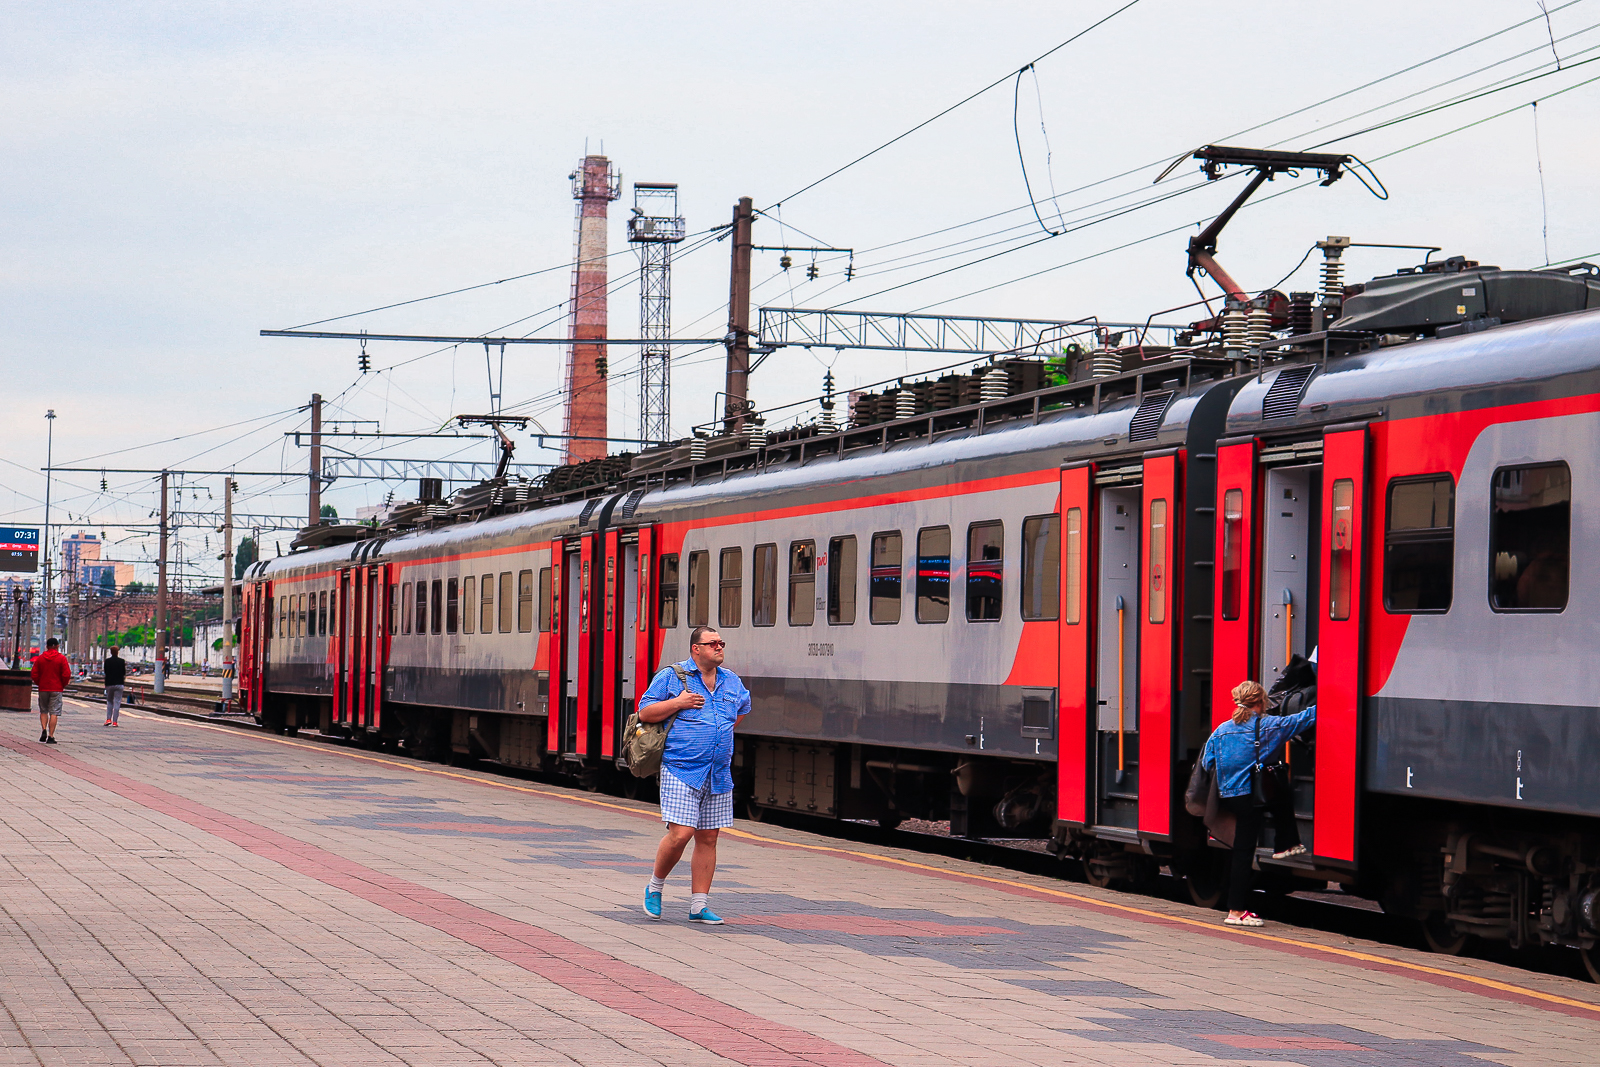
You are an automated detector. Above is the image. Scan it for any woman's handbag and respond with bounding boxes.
[1184,755,1211,817]
[1250,715,1292,806]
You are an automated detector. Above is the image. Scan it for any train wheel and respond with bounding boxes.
[745,800,767,822]
[1083,858,1122,890]
[1185,854,1227,910]
[619,774,642,800]
[1421,912,1469,956]
[1579,942,1600,984]
[876,812,905,831]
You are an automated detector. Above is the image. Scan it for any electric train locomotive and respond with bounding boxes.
[240,251,1600,978]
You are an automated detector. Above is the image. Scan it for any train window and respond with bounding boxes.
[719,548,743,628]
[389,584,398,636]
[687,551,710,627]
[1148,500,1168,624]
[266,596,274,641]
[659,554,679,628]
[1385,475,1454,613]
[1490,462,1570,612]
[828,536,857,625]
[966,522,1003,622]
[446,578,459,634]
[430,580,443,635]
[278,596,286,638]
[1064,508,1083,625]
[869,532,902,624]
[788,541,816,625]
[1021,514,1059,621]
[916,526,950,623]
[752,544,777,626]
[538,568,552,632]
[461,577,474,634]
[517,570,534,632]
[1220,488,1243,621]
[480,573,494,633]
[498,572,513,633]
[402,582,412,634]
[299,593,307,637]
[1329,479,1355,621]
[318,590,328,636]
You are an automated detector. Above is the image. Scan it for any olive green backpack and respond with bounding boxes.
[622,663,688,778]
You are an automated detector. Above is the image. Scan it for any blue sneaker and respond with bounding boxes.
[687,906,724,925]
[643,888,663,920]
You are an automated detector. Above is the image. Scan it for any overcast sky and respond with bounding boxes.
[4,0,1598,584]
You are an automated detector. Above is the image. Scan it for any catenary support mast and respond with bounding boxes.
[723,197,754,433]
[629,183,685,446]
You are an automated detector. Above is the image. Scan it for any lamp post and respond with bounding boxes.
[42,410,55,647]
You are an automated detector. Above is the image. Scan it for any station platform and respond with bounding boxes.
[2,696,1597,1066]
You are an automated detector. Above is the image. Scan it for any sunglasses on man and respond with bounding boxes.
[694,640,727,650]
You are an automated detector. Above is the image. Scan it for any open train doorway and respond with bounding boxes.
[1095,485,1141,828]
[1257,461,1321,852]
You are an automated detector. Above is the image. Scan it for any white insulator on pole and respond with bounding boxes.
[1221,303,1249,355]
[895,388,918,419]
[1246,306,1273,353]
[981,366,1009,402]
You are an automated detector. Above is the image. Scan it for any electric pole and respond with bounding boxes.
[308,393,322,526]
[723,197,754,433]
[154,470,168,694]
[42,409,55,645]
[222,476,235,705]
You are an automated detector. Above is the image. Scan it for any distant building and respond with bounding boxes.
[61,532,134,591]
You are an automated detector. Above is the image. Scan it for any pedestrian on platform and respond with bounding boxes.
[104,646,127,726]
[32,637,71,745]
[637,624,750,925]
[1200,679,1316,927]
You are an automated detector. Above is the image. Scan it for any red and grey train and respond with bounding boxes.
[240,255,1600,975]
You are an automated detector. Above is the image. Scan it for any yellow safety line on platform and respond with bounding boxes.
[108,705,1600,1016]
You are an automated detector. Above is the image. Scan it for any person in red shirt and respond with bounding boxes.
[31,637,70,744]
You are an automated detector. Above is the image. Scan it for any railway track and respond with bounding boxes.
[90,693,1597,986]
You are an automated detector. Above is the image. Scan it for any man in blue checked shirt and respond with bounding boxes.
[638,624,750,924]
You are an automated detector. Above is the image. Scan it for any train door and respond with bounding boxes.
[613,531,640,763]
[575,533,596,759]
[1137,451,1181,838]
[559,541,582,757]
[352,566,369,729]
[336,569,351,725]
[634,525,656,710]
[368,564,386,731]
[546,544,565,754]
[600,529,622,761]
[1095,479,1141,829]
[1314,425,1368,865]
[1212,439,1259,727]
[1057,465,1095,828]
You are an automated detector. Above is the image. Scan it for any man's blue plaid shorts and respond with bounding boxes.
[659,769,734,829]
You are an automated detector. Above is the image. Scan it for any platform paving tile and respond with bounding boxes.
[2,702,1599,1065]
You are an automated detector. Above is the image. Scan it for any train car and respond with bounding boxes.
[241,254,1600,978]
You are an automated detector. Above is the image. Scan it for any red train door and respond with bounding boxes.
[601,528,621,761]
[1212,438,1260,727]
[240,585,256,713]
[369,564,387,731]
[335,569,351,725]
[547,543,566,754]
[574,532,596,759]
[1138,450,1182,838]
[1315,425,1368,865]
[354,566,369,729]
[634,525,656,709]
[1057,463,1095,828]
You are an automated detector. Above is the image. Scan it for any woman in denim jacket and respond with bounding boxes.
[1201,680,1317,927]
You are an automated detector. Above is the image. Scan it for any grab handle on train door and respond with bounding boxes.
[1283,587,1293,766]
[1115,594,1126,785]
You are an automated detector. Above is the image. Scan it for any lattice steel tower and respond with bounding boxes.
[628,183,685,445]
